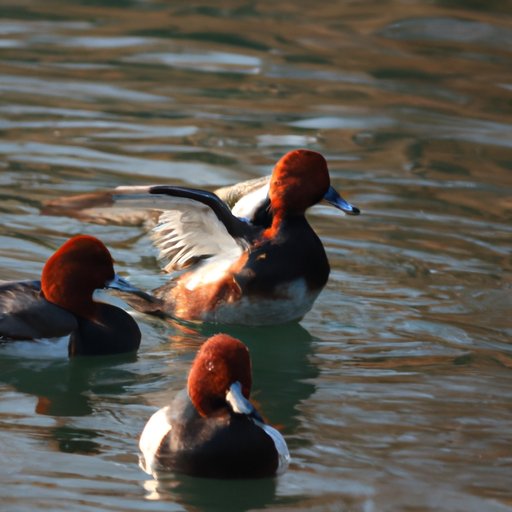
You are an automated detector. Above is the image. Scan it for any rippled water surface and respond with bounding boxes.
[1,0,511,510]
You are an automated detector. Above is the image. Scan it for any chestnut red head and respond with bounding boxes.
[187,334,252,417]
[269,149,331,216]
[41,235,116,320]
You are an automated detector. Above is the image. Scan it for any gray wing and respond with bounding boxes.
[41,175,271,226]
[0,281,77,340]
[214,175,270,210]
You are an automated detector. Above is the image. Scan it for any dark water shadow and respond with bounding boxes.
[0,349,139,454]
[0,350,138,416]
[142,471,298,512]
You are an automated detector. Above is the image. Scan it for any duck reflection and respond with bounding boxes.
[0,351,138,454]
[142,472,279,512]
[0,350,137,416]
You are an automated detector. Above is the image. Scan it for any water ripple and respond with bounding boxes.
[0,75,169,102]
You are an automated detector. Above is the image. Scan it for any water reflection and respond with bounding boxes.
[378,16,512,47]
[143,474,281,512]
[1,0,512,509]
[0,349,139,455]
[127,50,262,74]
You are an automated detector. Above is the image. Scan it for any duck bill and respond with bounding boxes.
[323,186,360,215]
[105,273,143,293]
[226,381,253,414]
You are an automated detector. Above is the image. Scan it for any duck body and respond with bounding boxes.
[112,150,359,326]
[0,235,142,356]
[139,334,289,479]
[152,212,330,325]
[144,390,281,478]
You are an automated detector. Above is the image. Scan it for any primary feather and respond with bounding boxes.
[152,197,245,272]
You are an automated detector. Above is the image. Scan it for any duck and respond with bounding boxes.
[109,149,360,325]
[139,333,289,478]
[0,235,142,356]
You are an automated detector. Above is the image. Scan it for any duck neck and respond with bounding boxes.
[263,210,304,240]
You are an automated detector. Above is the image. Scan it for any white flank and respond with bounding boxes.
[204,278,319,325]
[139,406,172,476]
[260,423,291,475]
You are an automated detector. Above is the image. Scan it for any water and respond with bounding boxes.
[0,0,511,510]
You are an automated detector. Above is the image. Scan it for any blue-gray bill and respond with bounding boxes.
[106,274,144,293]
[105,273,162,305]
[323,186,360,215]
[226,381,264,422]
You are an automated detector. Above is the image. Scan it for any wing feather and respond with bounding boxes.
[153,199,245,272]
[113,186,251,272]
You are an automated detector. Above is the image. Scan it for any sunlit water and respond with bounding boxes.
[0,0,511,511]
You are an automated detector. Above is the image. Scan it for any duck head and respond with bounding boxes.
[187,334,255,418]
[41,235,136,320]
[267,149,359,226]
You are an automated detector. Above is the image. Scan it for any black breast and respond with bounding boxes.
[238,216,330,296]
[157,399,278,478]
[68,303,141,356]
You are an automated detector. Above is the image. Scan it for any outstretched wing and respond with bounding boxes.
[113,185,255,272]
[42,175,272,227]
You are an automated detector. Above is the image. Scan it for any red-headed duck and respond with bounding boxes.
[111,149,360,325]
[139,333,289,478]
[0,235,141,356]
[215,169,358,226]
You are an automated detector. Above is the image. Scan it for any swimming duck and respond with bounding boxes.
[111,149,360,325]
[139,333,289,478]
[0,235,141,356]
